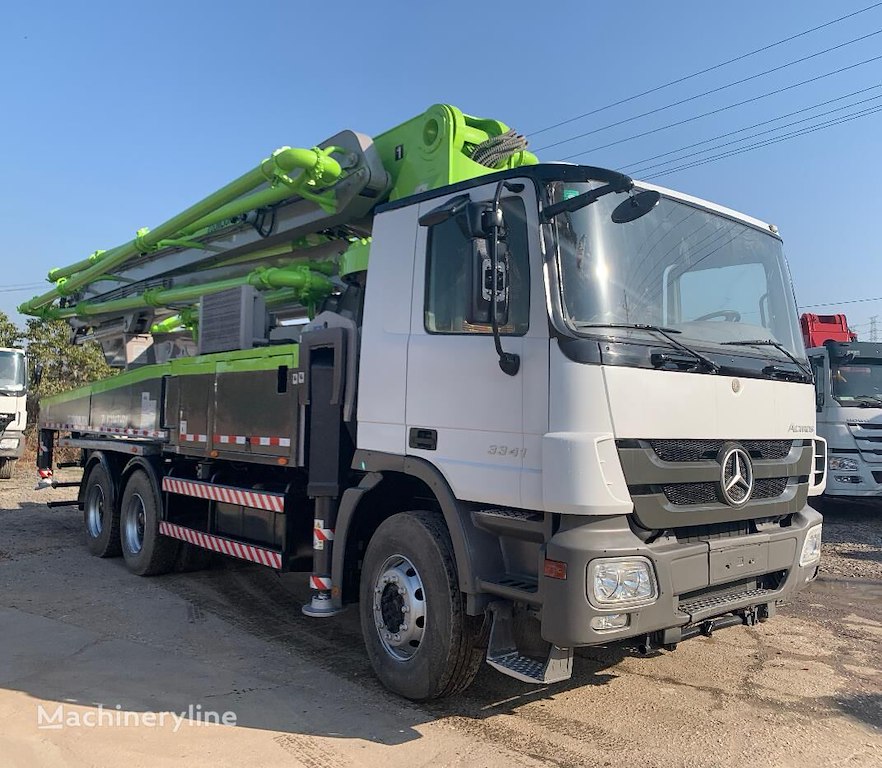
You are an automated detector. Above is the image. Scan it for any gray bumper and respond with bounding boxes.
[0,431,24,460]
[539,506,822,648]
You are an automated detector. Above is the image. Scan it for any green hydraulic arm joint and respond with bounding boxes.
[21,145,344,316]
[48,250,106,282]
[151,306,199,338]
[340,238,370,278]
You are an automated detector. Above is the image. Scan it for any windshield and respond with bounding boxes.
[0,351,26,393]
[548,182,805,360]
[831,358,882,405]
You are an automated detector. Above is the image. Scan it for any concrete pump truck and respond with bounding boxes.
[22,104,827,699]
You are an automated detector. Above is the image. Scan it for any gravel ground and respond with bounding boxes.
[0,469,880,768]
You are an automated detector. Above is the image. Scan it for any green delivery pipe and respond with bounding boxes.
[51,264,334,320]
[22,147,342,315]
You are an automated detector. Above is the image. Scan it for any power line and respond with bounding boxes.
[801,296,882,308]
[618,83,882,172]
[527,2,882,137]
[628,90,882,176]
[535,27,882,153]
[558,54,882,161]
[642,101,882,179]
[0,285,50,293]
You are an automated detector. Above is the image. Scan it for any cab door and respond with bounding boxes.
[404,182,548,509]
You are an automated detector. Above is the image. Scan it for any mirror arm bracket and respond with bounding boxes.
[489,181,520,376]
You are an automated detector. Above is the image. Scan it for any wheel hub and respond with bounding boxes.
[372,555,426,661]
[86,484,105,538]
[123,493,146,554]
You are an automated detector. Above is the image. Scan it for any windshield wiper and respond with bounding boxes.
[720,339,812,380]
[850,395,882,407]
[576,323,720,373]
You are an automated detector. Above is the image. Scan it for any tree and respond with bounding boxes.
[25,318,116,425]
[0,311,23,348]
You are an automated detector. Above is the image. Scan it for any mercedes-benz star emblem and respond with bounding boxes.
[719,445,754,507]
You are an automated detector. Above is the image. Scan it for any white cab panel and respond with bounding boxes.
[357,206,418,456]
[602,364,815,439]
[405,182,548,508]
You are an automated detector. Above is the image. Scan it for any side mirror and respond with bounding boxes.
[418,195,498,239]
[31,363,43,390]
[467,239,510,327]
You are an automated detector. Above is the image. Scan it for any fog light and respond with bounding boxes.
[0,437,18,450]
[590,614,629,631]
[829,456,858,472]
[588,557,658,607]
[800,524,822,567]
[834,475,861,484]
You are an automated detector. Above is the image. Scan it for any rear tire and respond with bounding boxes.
[359,510,486,700]
[119,470,179,576]
[83,463,121,558]
[0,460,14,480]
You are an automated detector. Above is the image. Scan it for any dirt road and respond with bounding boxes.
[0,472,879,767]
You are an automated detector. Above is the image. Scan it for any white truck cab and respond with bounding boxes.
[0,347,27,479]
[808,338,882,503]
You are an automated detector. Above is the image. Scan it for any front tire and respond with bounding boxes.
[359,511,486,700]
[119,470,179,576]
[0,459,14,480]
[83,463,121,557]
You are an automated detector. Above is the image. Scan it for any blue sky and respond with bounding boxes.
[2,1,881,336]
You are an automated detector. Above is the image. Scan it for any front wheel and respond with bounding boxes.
[0,459,14,480]
[359,511,486,700]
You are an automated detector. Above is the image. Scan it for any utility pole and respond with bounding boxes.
[870,315,878,342]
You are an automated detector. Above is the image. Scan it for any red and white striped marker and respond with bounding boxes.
[162,477,285,513]
[313,520,335,551]
[248,436,291,447]
[180,433,208,443]
[215,434,247,445]
[159,521,282,569]
[41,422,167,439]
[310,575,332,591]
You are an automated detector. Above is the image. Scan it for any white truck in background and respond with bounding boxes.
[804,313,882,506]
[0,347,27,479]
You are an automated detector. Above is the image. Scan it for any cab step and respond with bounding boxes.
[477,574,540,605]
[486,602,573,684]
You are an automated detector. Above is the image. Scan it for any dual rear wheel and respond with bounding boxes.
[82,465,182,575]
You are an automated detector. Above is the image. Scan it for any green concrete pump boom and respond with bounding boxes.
[19,104,536,333]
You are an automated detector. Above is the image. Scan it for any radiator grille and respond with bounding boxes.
[650,439,794,463]
[662,477,788,506]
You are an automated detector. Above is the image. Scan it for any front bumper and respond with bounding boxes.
[0,431,24,460]
[539,506,822,648]
[823,466,882,498]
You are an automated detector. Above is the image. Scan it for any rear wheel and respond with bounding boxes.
[120,470,179,576]
[359,511,486,700]
[83,463,121,557]
[0,460,14,480]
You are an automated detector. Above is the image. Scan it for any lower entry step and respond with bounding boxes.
[486,602,573,684]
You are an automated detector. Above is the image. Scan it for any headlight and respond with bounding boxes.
[800,525,822,567]
[828,456,858,472]
[588,557,658,607]
[0,437,19,450]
